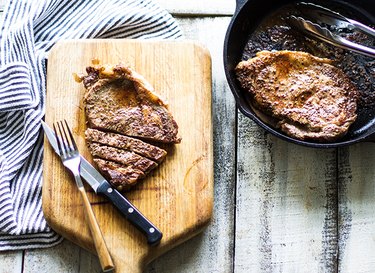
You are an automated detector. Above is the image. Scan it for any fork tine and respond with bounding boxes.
[64,119,78,151]
[59,120,73,153]
[53,123,65,157]
[57,121,69,156]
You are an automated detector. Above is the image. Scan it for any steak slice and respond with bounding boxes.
[85,128,167,163]
[93,158,145,191]
[76,62,181,190]
[80,64,181,143]
[236,50,359,142]
[87,142,158,173]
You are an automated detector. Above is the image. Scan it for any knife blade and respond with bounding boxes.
[41,121,162,245]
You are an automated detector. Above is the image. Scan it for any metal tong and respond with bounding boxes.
[288,2,375,58]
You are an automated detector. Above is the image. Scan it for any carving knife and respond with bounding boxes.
[41,121,162,246]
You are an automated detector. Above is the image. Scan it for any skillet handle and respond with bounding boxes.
[235,0,247,14]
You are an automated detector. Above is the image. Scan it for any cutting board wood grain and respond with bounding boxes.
[42,40,213,273]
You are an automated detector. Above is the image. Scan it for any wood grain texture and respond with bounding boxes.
[147,17,236,273]
[338,144,375,273]
[42,40,213,273]
[0,251,23,273]
[235,113,338,273]
[23,240,81,273]
[24,240,102,273]
[155,0,235,15]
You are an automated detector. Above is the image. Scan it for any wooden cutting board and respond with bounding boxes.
[42,40,213,273]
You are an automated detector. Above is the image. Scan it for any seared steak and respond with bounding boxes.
[77,62,181,190]
[236,50,359,141]
[81,64,181,143]
[86,128,167,163]
[93,158,145,191]
[87,142,158,173]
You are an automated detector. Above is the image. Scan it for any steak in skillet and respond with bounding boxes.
[235,50,359,142]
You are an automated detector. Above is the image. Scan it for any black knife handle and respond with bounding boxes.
[97,181,162,246]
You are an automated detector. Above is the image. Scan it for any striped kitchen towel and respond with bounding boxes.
[0,0,182,251]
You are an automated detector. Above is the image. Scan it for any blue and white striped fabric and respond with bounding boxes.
[0,0,182,251]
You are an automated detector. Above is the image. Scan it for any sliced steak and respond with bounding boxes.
[236,50,359,142]
[80,64,181,143]
[87,142,158,173]
[85,128,167,163]
[76,62,181,190]
[93,158,145,191]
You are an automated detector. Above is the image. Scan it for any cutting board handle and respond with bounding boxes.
[44,40,214,273]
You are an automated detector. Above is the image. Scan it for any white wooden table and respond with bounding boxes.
[1,1,375,272]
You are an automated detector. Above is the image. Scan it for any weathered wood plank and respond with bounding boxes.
[0,0,235,17]
[146,16,236,273]
[0,0,235,16]
[235,113,338,272]
[23,240,101,273]
[0,251,23,273]
[23,240,80,273]
[23,240,100,273]
[155,0,235,15]
[78,247,102,273]
[338,144,375,273]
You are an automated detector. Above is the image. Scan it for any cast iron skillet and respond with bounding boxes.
[224,0,375,148]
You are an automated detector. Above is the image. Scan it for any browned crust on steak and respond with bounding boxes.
[85,128,167,163]
[77,62,181,190]
[80,64,181,144]
[93,158,145,190]
[235,50,359,142]
[87,142,158,173]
